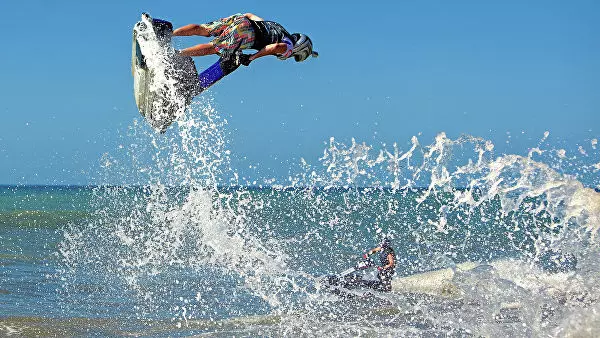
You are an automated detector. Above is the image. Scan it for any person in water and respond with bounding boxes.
[363,237,396,292]
[172,13,318,66]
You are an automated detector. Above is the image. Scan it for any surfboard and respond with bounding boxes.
[132,13,243,133]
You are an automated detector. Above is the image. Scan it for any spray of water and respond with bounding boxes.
[57,23,600,335]
[230,130,596,336]
[60,24,303,326]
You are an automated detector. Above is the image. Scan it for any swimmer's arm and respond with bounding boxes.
[244,13,264,21]
[248,43,288,61]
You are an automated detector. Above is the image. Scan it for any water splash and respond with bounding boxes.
[58,25,600,335]
[248,131,600,336]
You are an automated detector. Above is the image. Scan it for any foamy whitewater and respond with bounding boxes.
[1,22,599,336]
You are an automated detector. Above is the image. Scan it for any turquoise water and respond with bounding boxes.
[1,179,598,336]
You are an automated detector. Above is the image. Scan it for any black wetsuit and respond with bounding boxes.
[377,247,396,292]
[249,20,293,50]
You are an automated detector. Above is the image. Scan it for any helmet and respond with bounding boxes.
[291,33,318,62]
[379,237,391,248]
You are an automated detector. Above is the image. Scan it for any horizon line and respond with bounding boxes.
[0,184,438,191]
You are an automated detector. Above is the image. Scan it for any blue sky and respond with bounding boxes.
[0,0,598,185]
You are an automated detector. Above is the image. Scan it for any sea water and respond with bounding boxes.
[2,29,599,336]
[2,127,599,336]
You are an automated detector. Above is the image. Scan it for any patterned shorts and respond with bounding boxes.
[201,13,255,57]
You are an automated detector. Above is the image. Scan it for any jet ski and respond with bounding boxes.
[319,258,383,298]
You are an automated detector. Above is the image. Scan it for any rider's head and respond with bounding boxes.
[379,237,391,249]
[291,33,318,62]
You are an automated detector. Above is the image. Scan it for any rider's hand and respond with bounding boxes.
[377,266,383,271]
[238,53,252,66]
[363,253,368,259]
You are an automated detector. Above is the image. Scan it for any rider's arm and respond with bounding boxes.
[249,43,288,61]
[244,13,264,21]
[173,24,208,36]
[365,247,382,257]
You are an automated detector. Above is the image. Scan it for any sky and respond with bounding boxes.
[0,0,598,185]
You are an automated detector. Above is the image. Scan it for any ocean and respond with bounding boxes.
[2,27,599,336]
[1,141,599,336]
